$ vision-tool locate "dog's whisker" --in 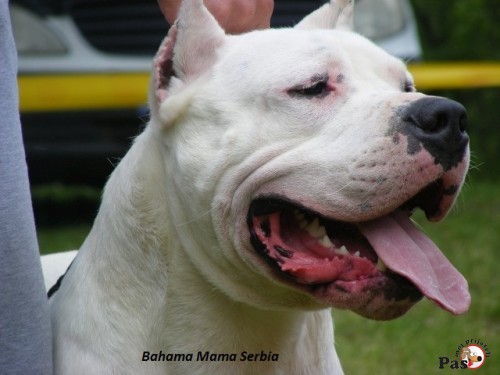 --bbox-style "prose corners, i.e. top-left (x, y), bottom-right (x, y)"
top-left (325, 180), bottom-right (355, 196)
top-left (175, 208), bottom-right (214, 228)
